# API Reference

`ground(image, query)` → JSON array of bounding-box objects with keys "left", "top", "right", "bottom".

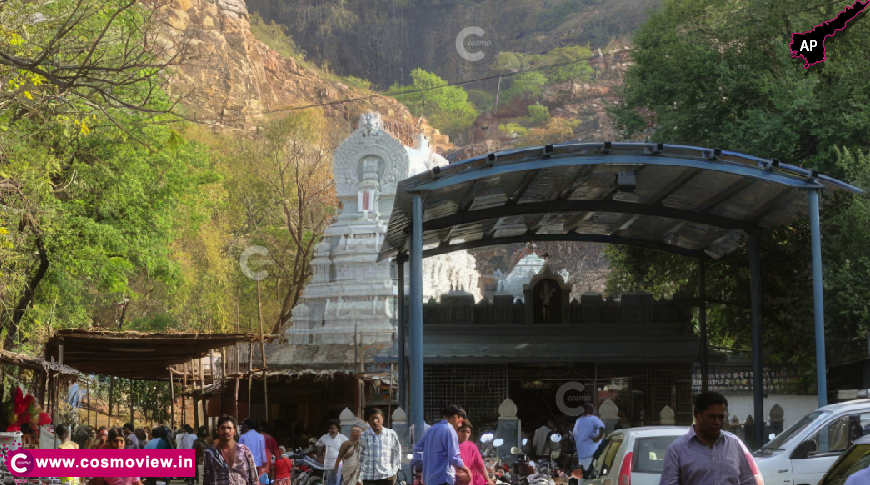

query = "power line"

[{"left": 263, "top": 53, "right": 605, "bottom": 115}]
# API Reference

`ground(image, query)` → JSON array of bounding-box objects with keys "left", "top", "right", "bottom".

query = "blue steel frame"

[{"left": 395, "top": 145, "right": 860, "bottom": 449}]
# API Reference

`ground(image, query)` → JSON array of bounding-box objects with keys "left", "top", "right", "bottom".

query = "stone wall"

[{"left": 419, "top": 292, "right": 693, "bottom": 326}]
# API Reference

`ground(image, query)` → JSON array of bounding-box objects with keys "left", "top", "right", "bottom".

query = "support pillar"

[
  {"left": 699, "top": 259, "right": 709, "bottom": 393},
  {"left": 409, "top": 194, "right": 424, "bottom": 442},
  {"left": 397, "top": 260, "right": 406, "bottom": 413},
  {"left": 748, "top": 232, "right": 764, "bottom": 450},
  {"left": 809, "top": 189, "right": 828, "bottom": 407}
]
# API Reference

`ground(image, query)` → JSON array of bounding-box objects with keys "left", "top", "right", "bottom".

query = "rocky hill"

[
  {"left": 165, "top": 0, "right": 450, "bottom": 150},
  {"left": 246, "top": 0, "right": 661, "bottom": 88},
  {"left": 164, "top": 0, "right": 652, "bottom": 295}
]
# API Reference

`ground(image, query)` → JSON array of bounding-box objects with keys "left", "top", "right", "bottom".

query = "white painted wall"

[{"left": 723, "top": 394, "right": 819, "bottom": 429}]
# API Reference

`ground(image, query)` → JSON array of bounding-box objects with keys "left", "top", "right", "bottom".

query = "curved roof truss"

[{"left": 380, "top": 142, "right": 862, "bottom": 261}]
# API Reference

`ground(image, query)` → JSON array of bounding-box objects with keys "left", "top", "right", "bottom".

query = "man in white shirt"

[
  {"left": 180, "top": 424, "right": 196, "bottom": 449},
  {"left": 123, "top": 423, "right": 139, "bottom": 450},
  {"left": 317, "top": 419, "right": 349, "bottom": 485},
  {"left": 572, "top": 404, "right": 605, "bottom": 472},
  {"left": 533, "top": 420, "right": 554, "bottom": 457}
]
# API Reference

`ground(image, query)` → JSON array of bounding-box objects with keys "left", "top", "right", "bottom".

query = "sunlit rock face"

[
  {"left": 164, "top": 0, "right": 425, "bottom": 133},
  {"left": 283, "top": 112, "right": 481, "bottom": 365}
]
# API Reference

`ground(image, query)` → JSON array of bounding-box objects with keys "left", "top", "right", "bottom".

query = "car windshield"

[
  {"left": 821, "top": 444, "right": 870, "bottom": 485},
  {"left": 760, "top": 410, "right": 831, "bottom": 452}
]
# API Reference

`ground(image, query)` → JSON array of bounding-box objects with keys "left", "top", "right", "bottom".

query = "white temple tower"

[{"left": 287, "top": 112, "right": 481, "bottom": 352}]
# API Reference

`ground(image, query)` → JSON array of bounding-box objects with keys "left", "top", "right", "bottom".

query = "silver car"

[{"left": 581, "top": 426, "right": 686, "bottom": 485}]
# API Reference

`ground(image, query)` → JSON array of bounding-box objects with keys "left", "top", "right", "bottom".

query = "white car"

[
  {"left": 581, "top": 426, "right": 687, "bottom": 485},
  {"left": 754, "top": 399, "right": 870, "bottom": 485}
]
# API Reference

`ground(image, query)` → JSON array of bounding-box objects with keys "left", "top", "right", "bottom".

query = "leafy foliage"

[
  {"left": 527, "top": 104, "right": 550, "bottom": 125},
  {"left": 0, "top": 0, "right": 217, "bottom": 351},
  {"left": 467, "top": 89, "right": 497, "bottom": 114},
  {"left": 387, "top": 69, "right": 478, "bottom": 137},
  {"left": 609, "top": 0, "right": 870, "bottom": 369}
]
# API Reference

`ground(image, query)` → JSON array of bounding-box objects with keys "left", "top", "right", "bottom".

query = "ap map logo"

[
  {"left": 790, "top": 0, "right": 869, "bottom": 68},
  {"left": 6, "top": 449, "right": 35, "bottom": 477}
]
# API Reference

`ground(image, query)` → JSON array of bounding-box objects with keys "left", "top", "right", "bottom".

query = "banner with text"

[{"left": 6, "top": 449, "right": 196, "bottom": 478}]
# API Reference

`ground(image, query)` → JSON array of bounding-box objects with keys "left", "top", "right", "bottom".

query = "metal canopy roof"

[{"left": 379, "top": 142, "right": 862, "bottom": 261}]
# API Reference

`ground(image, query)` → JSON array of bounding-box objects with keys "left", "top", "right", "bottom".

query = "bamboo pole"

[
  {"left": 55, "top": 345, "right": 63, "bottom": 449},
  {"left": 257, "top": 280, "right": 268, "bottom": 423},
  {"left": 234, "top": 377, "right": 240, "bottom": 420},
  {"left": 192, "top": 362, "right": 199, "bottom": 432},
  {"left": 199, "top": 356, "right": 205, "bottom": 431},
  {"left": 182, "top": 389, "right": 186, "bottom": 426},
  {"left": 108, "top": 375, "right": 114, "bottom": 427},
  {"left": 209, "top": 348, "right": 218, "bottom": 419},
  {"left": 220, "top": 347, "right": 227, "bottom": 417},
  {"left": 169, "top": 370, "right": 175, "bottom": 430},
  {"left": 130, "top": 378, "right": 134, "bottom": 428}
]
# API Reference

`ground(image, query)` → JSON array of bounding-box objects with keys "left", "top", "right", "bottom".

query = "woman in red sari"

[{"left": 457, "top": 422, "right": 494, "bottom": 485}]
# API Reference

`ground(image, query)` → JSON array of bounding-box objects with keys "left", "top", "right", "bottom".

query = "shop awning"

[{"left": 45, "top": 330, "right": 258, "bottom": 380}]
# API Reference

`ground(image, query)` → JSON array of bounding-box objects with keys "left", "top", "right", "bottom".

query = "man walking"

[
  {"left": 659, "top": 392, "right": 763, "bottom": 485},
  {"left": 572, "top": 404, "right": 604, "bottom": 472},
  {"left": 240, "top": 417, "right": 268, "bottom": 477},
  {"left": 123, "top": 423, "right": 139, "bottom": 450},
  {"left": 317, "top": 419, "right": 349, "bottom": 485},
  {"left": 359, "top": 409, "right": 401, "bottom": 485},
  {"left": 180, "top": 425, "right": 196, "bottom": 450},
  {"left": 413, "top": 404, "right": 471, "bottom": 485}
]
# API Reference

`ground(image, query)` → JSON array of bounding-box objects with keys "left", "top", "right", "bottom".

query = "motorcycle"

[
  {"left": 291, "top": 456, "right": 326, "bottom": 485},
  {"left": 510, "top": 447, "right": 536, "bottom": 485}
]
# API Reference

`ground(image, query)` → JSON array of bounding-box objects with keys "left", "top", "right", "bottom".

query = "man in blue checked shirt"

[
  {"left": 413, "top": 405, "right": 472, "bottom": 485},
  {"left": 359, "top": 408, "right": 402, "bottom": 485}
]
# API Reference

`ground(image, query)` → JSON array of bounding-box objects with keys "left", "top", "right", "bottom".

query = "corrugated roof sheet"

[{"left": 380, "top": 142, "right": 862, "bottom": 261}]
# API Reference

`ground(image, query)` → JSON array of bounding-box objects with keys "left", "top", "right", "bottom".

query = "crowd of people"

[{"left": 53, "top": 390, "right": 790, "bottom": 485}]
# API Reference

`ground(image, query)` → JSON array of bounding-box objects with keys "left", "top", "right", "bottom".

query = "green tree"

[
  {"left": 500, "top": 71, "right": 549, "bottom": 105},
  {"left": 608, "top": 0, "right": 870, "bottom": 369},
  {"left": 0, "top": 0, "right": 211, "bottom": 350},
  {"left": 184, "top": 110, "right": 341, "bottom": 337},
  {"left": 527, "top": 104, "right": 550, "bottom": 125},
  {"left": 387, "top": 69, "right": 478, "bottom": 137}
]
